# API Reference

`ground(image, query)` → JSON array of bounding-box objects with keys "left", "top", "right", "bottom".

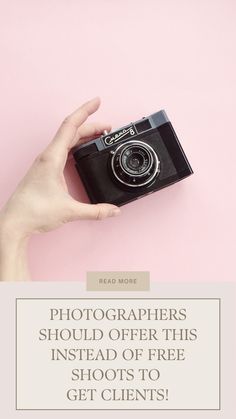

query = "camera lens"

[
  {"left": 111, "top": 141, "right": 160, "bottom": 188},
  {"left": 128, "top": 153, "right": 142, "bottom": 169},
  {"left": 123, "top": 148, "right": 148, "bottom": 174}
]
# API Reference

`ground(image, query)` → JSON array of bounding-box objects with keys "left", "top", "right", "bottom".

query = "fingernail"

[
  {"left": 91, "top": 96, "right": 100, "bottom": 102},
  {"left": 109, "top": 208, "right": 121, "bottom": 217}
]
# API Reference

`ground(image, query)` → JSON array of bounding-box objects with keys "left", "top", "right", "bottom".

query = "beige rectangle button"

[{"left": 86, "top": 271, "right": 150, "bottom": 291}]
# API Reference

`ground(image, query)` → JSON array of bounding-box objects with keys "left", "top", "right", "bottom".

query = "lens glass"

[
  {"left": 121, "top": 146, "right": 151, "bottom": 176},
  {"left": 127, "top": 152, "right": 144, "bottom": 169},
  {"left": 111, "top": 140, "right": 160, "bottom": 188}
]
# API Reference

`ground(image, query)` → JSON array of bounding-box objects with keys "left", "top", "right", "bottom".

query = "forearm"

[{"left": 0, "top": 214, "right": 30, "bottom": 281}]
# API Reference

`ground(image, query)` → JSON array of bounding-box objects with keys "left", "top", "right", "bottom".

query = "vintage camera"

[{"left": 73, "top": 110, "right": 193, "bottom": 206}]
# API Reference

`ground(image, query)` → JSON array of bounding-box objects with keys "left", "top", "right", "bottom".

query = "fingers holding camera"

[
  {"left": 36, "top": 121, "right": 112, "bottom": 172},
  {"left": 49, "top": 97, "right": 101, "bottom": 153},
  {"left": 67, "top": 201, "right": 121, "bottom": 221},
  {"left": 74, "top": 122, "right": 112, "bottom": 147},
  {"left": 41, "top": 98, "right": 111, "bottom": 171}
]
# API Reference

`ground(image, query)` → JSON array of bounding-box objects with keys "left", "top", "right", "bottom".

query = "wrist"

[
  {"left": 0, "top": 209, "right": 29, "bottom": 246},
  {"left": 0, "top": 210, "right": 30, "bottom": 281}
]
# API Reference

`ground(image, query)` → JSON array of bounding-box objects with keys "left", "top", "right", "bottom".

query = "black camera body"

[{"left": 73, "top": 110, "right": 193, "bottom": 206}]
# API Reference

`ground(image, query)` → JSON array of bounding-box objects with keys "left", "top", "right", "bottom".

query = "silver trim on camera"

[{"left": 111, "top": 140, "right": 160, "bottom": 188}]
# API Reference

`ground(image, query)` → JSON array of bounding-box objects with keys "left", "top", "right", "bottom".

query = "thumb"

[{"left": 68, "top": 201, "right": 121, "bottom": 221}]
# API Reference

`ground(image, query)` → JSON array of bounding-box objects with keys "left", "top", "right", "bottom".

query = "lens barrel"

[{"left": 111, "top": 141, "right": 160, "bottom": 187}]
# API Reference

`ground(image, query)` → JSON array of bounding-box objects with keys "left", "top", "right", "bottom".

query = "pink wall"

[{"left": 0, "top": 0, "right": 235, "bottom": 281}]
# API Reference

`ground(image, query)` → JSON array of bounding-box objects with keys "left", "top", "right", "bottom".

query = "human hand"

[
  {"left": 0, "top": 97, "right": 120, "bottom": 237},
  {"left": 0, "top": 97, "right": 120, "bottom": 280}
]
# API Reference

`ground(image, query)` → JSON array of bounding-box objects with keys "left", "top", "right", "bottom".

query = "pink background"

[{"left": 0, "top": 0, "right": 235, "bottom": 281}]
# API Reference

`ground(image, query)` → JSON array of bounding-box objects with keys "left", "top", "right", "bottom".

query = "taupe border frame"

[{"left": 15, "top": 298, "right": 221, "bottom": 411}]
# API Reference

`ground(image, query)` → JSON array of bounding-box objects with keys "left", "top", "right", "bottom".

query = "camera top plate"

[{"left": 73, "top": 110, "right": 169, "bottom": 154}]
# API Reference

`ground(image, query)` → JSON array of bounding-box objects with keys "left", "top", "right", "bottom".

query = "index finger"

[{"left": 47, "top": 96, "right": 101, "bottom": 154}]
